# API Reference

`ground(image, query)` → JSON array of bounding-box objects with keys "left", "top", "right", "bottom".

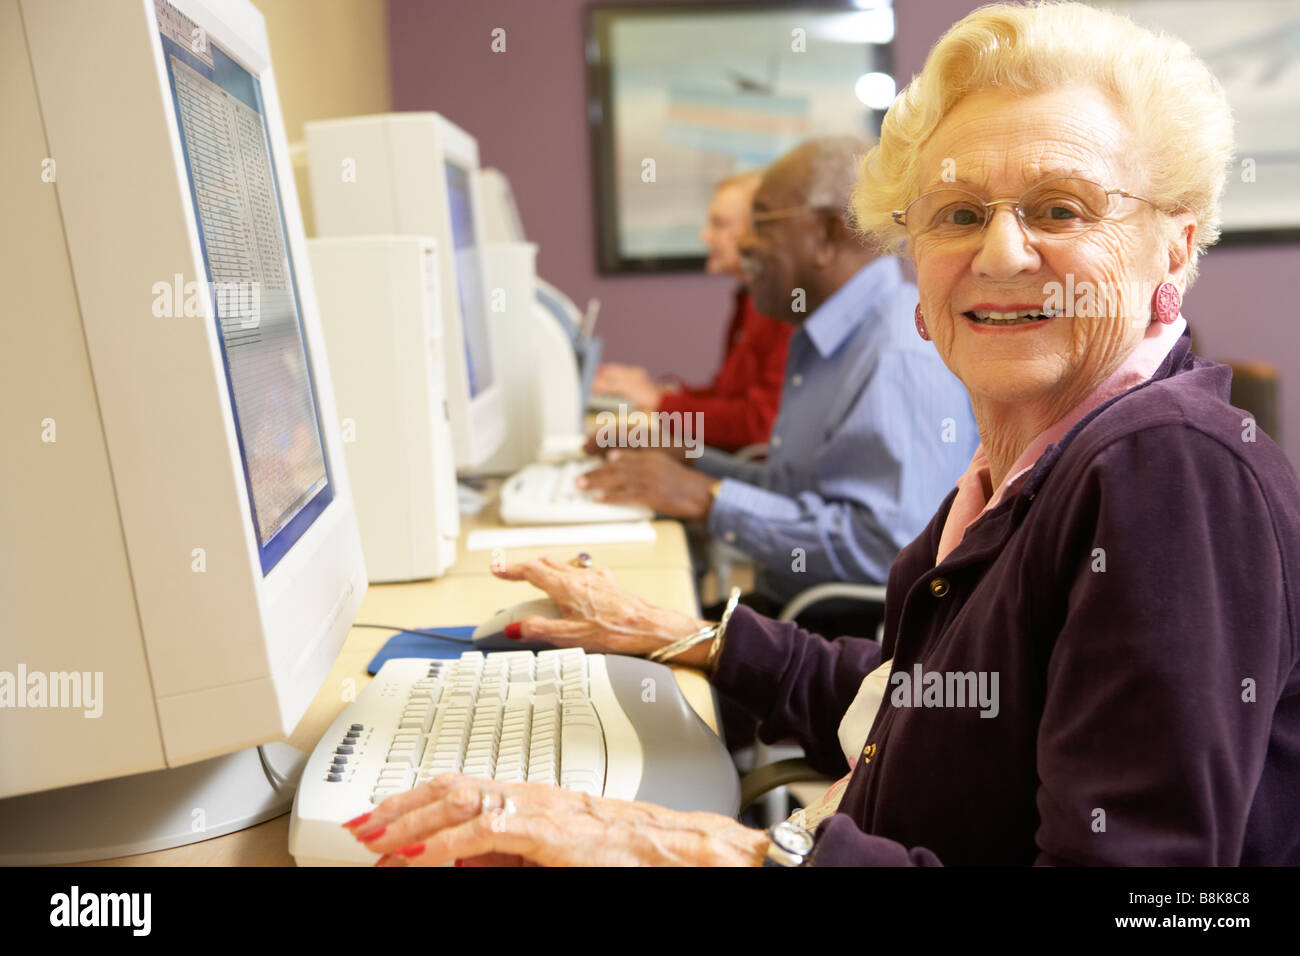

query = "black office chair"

[
  {"left": 1227, "top": 361, "right": 1280, "bottom": 448},
  {"left": 706, "top": 443, "right": 769, "bottom": 597},
  {"left": 738, "top": 583, "right": 886, "bottom": 823}
]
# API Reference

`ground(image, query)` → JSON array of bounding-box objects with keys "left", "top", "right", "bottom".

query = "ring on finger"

[
  {"left": 488, "top": 796, "right": 517, "bottom": 827},
  {"left": 478, "top": 789, "right": 516, "bottom": 819},
  {"left": 571, "top": 552, "right": 593, "bottom": 569}
]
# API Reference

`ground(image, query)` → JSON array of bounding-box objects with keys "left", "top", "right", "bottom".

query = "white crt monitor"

[
  {"left": 479, "top": 167, "right": 527, "bottom": 244},
  {"left": 0, "top": 0, "right": 366, "bottom": 860},
  {"left": 305, "top": 113, "right": 506, "bottom": 471}
]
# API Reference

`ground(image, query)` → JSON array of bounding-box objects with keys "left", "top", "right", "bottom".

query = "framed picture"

[
  {"left": 1101, "top": 0, "right": 1300, "bottom": 244},
  {"left": 585, "top": 1, "right": 895, "bottom": 273}
]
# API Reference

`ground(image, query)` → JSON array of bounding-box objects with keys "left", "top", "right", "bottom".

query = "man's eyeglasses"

[
  {"left": 749, "top": 205, "right": 829, "bottom": 229},
  {"left": 890, "top": 177, "right": 1159, "bottom": 244}
]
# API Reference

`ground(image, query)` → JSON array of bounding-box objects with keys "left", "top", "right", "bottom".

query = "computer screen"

[
  {"left": 443, "top": 161, "right": 495, "bottom": 398},
  {"left": 159, "top": 16, "right": 331, "bottom": 572}
]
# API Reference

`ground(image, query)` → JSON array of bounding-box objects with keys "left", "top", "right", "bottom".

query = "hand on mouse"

[{"left": 491, "top": 556, "right": 713, "bottom": 663}]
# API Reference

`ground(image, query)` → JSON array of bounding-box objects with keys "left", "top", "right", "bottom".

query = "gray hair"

[{"left": 802, "top": 135, "right": 874, "bottom": 222}]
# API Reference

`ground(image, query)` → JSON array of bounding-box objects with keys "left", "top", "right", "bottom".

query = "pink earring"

[
  {"left": 1153, "top": 281, "right": 1181, "bottom": 325},
  {"left": 915, "top": 304, "right": 931, "bottom": 341}
]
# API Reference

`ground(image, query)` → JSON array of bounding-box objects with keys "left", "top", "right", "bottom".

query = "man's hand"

[
  {"left": 576, "top": 450, "right": 716, "bottom": 519},
  {"left": 583, "top": 431, "right": 693, "bottom": 463},
  {"left": 592, "top": 363, "right": 663, "bottom": 411}
]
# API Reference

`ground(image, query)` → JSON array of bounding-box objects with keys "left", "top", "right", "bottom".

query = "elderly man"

[
  {"left": 580, "top": 136, "right": 978, "bottom": 633},
  {"left": 593, "top": 171, "right": 794, "bottom": 452}
]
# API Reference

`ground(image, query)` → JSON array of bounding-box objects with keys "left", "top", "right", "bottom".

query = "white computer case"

[{"left": 307, "top": 237, "right": 460, "bottom": 582}]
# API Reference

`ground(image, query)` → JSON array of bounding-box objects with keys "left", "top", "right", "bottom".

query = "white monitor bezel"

[{"left": 10, "top": 0, "right": 367, "bottom": 787}]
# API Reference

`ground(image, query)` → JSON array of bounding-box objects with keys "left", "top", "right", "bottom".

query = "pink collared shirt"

[{"left": 934, "top": 316, "right": 1188, "bottom": 565}]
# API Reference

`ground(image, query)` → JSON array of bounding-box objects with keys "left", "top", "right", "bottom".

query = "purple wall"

[
  {"left": 388, "top": 0, "right": 1300, "bottom": 465},
  {"left": 388, "top": 0, "right": 737, "bottom": 388}
]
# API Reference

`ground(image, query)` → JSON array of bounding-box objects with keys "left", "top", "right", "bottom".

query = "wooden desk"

[{"left": 90, "top": 515, "right": 716, "bottom": 866}]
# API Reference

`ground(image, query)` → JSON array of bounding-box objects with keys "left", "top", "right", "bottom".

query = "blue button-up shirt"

[{"left": 698, "top": 257, "right": 979, "bottom": 602}]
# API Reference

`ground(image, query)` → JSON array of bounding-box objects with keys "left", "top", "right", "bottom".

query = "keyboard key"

[{"left": 560, "top": 706, "right": 605, "bottom": 795}]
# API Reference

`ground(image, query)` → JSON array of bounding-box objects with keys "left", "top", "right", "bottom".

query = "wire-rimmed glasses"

[{"left": 891, "top": 177, "right": 1159, "bottom": 245}]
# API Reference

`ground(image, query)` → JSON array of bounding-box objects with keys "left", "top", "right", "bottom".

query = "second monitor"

[{"left": 305, "top": 112, "right": 505, "bottom": 472}]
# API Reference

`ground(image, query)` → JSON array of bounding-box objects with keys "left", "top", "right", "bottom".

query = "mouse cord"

[{"left": 350, "top": 623, "right": 475, "bottom": 644}]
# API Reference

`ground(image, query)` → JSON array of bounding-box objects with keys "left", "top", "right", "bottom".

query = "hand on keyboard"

[
  {"left": 575, "top": 450, "right": 717, "bottom": 519},
  {"left": 289, "top": 648, "right": 744, "bottom": 864},
  {"left": 590, "top": 363, "right": 661, "bottom": 410},
  {"left": 491, "top": 556, "right": 713, "bottom": 663},
  {"left": 498, "top": 458, "right": 653, "bottom": 525},
  {"left": 585, "top": 433, "right": 694, "bottom": 464},
  {"left": 346, "top": 772, "right": 769, "bottom": 867}
]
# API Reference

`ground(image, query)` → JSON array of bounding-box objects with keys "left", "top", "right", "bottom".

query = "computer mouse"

[{"left": 472, "top": 597, "right": 564, "bottom": 651}]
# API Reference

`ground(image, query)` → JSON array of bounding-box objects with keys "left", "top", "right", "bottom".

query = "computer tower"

[{"left": 307, "top": 237, "right": 460, "bottom": 581}]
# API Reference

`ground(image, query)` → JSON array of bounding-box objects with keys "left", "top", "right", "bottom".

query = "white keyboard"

[
  {"left": 289, "top": 649, "right": 643, "bottom": 866},
  {"left": 499, "top": 458, "right": 653, "bottom": 525}
]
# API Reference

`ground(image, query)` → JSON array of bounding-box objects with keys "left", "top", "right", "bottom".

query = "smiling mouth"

[{"left": 964, "top": 309, "right": 1058, "bottom": 326}]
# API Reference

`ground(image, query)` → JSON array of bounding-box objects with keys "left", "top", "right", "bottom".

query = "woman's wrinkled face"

[{"left": 911, "top": 85, "right": 1181, "bottom": 414}]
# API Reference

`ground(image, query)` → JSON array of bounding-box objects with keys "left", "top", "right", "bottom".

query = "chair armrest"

[
  {"left": 739, "top": 758, "right": 835, "bottom": 812},
  {"left": 777, "top": 583, "right": 888, "bottom": 622}
]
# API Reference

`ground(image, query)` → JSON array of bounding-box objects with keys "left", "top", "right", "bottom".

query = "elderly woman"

[{"left": 350, "top": 1, "right": 1300, "bottom": 866}]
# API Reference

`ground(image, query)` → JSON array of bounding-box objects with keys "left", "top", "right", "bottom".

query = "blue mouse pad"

[{"left": 366, "top": 626, "right": 477, "bottom": 675}]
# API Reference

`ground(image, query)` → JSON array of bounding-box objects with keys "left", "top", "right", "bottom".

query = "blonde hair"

[{"left": 851, "top": 1, "right": 1234, "bottom": 285}]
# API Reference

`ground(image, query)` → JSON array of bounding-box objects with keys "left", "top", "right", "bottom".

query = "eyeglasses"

[
  {"left": 890, "top": 177, "right": 1159, "bottom": 245},
  {"left": 749, "top": 205, "right": 827, "bottom": 229}
]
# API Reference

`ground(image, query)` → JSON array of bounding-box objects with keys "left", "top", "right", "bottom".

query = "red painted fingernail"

[
  {"left": 357, "top": 825, "right": 387, "bottom": 842},
  {"left": 395, "top": 842, "right": 425, "bottom": 858},
  {"left": 454, "top": 858, "right": 463, "bottom": 867},
  {"left": 342, "top": 811, "right": 371, "bottom": 828},
  {"left": 504, "top": 622, "right": 523, "bottom": 640}
]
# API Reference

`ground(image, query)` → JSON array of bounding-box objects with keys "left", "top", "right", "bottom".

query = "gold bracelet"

[
  {"left": 706, "top": 587, "right": 742, "bottom": 671},
  {"left": 647, "top": 623, "right": 718, "bottom": 663}
]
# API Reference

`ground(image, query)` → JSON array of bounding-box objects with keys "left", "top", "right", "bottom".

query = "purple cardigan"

[{"left": 713, "top": 330, "right": 1300, "bottom": 865}]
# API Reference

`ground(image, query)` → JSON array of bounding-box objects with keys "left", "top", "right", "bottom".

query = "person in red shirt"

[{"left": 592, "top": 172, "right": 794, "bottom": 452}]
